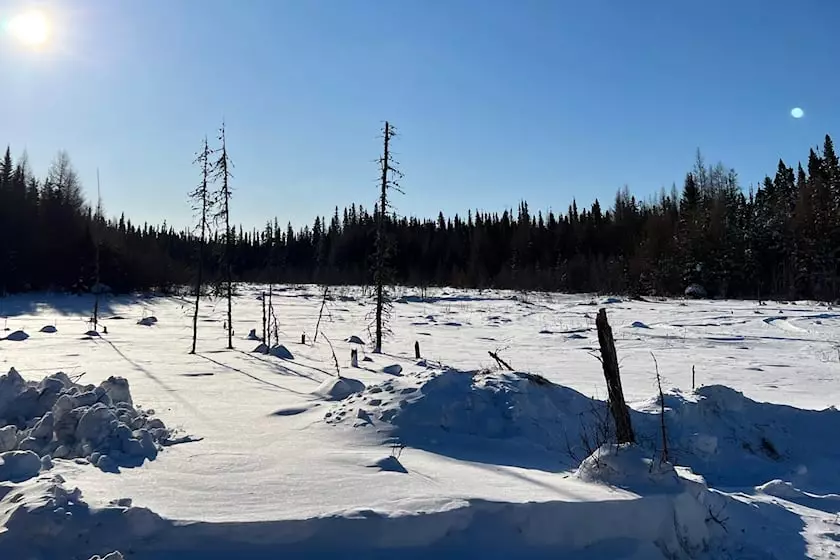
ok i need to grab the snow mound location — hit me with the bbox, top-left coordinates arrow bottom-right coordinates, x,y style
84,330 -> 101,337
346,335 -> 364,345
382,364 -> 403,376
575,444 -> 728,558
268,345 -> 294,360
368,455 -> 407,473
326,369 -> 608,461
4,330 -> 28,342
246,329 -> 261,341
756,479 -> 805,499
313,377 -> 365,401
602,296 -> 623,304
0,368 -> 180,476
136,316 -> 157,326
631,321 -> 650,329
40,325 -> 57,333
633,385 -> 840,489
576,444 -> 681,491
252,343 -> 269,354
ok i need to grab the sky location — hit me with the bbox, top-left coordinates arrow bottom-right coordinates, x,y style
1,0 -> 838,230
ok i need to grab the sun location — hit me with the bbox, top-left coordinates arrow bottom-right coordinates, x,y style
9,10 -> 51,47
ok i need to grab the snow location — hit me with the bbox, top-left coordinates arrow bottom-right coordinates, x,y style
1,285 -> 840,557
268,344 -> 294,360
4,330 -> 29,341
0,368 -> 179,477
313,376 -> 365,401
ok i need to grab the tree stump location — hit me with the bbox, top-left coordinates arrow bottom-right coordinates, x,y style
596,308 -> 635,444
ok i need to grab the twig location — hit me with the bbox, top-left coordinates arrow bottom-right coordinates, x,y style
651,351 -> 669,463
488,350 -> 514,371
322,334 -> 342,378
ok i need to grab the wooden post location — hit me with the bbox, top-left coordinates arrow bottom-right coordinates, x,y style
301,333 -> 306,345
596,308 -> 635,444
414,341 -> 420,359
692,365 -> 696,391
350,349 -> 359,368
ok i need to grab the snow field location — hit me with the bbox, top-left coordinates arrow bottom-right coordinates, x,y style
0,286 -> 839,558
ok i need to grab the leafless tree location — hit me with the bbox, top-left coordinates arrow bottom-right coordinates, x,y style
212,122 -> 234,350
371,121 -> 403,353
189,136 -> 213,354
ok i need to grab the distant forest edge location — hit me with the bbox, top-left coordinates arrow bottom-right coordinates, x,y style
1,134 -> 839,300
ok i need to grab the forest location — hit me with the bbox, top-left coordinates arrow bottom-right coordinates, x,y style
0,134 -> 838,300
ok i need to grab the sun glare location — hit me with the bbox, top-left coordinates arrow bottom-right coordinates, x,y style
9,10 -> 50,47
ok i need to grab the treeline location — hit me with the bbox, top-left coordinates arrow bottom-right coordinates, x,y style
1,135 -> 839,300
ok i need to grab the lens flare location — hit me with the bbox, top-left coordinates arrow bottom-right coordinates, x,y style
790,107 -> 804,119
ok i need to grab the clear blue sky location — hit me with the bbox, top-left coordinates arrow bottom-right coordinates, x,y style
2,0 -> 838,230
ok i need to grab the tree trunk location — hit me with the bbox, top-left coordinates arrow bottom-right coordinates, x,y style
596,308 -> 635,444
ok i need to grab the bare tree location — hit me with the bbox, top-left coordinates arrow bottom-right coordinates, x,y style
371,121 -> 403,353
212,122 -> 234,350
313,285 -> 330,343
90,169 -> 104,332
189,136 -> 213,354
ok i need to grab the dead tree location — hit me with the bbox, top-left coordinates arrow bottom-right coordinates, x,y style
313,285 -> 330,343
595,308 -> 635,444
91,170 -> 104,332
212,122 -> 234,350
189,137 -> 213,354
371,121 -> 403,353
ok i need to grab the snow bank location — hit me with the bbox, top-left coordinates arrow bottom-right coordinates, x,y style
40,325 -> 57,333
575,444 -> 728,559
0,468 -> 735,559
136,316 -> 157,326
0,368 -> 177,479
313,377 -> 365,401
634,385 -> 840,490
326,369 -> 610,462
346,335 -> 364,345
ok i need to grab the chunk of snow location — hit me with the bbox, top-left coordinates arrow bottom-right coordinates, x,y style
602,297 -> 622,304
313,377 -> 365,401
346,335 -> 364,345
39,325 -> 57,333
382,364 -> 403,376
252,343 -> 269,354
246,329 -> 261,341
137,317 -> 157,326
268,345 -> 294,360
0,450 -> 42,482
631,321 -> 650,329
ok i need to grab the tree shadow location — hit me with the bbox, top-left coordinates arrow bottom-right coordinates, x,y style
0,293 -> 134,319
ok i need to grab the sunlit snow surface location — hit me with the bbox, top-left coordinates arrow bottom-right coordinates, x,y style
1,286 -> 839,559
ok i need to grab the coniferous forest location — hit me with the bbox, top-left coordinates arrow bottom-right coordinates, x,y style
1,134 -> 839,300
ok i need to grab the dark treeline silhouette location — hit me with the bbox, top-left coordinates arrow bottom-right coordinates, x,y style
1,135 -> 839,300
